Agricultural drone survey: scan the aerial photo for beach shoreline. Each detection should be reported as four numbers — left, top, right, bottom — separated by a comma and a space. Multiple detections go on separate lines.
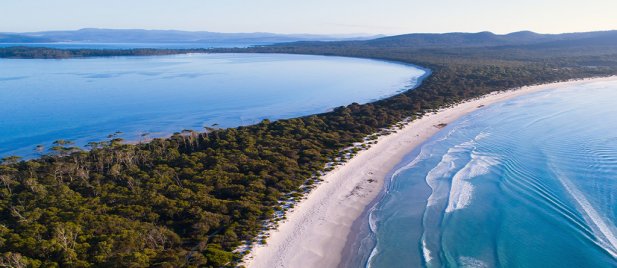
241, 75, 617, 268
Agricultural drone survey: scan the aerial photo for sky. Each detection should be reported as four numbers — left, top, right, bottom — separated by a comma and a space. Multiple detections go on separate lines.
1, 0, 616, 35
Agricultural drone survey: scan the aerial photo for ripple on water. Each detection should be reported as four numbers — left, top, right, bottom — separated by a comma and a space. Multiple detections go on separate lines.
364, 81, 617, 267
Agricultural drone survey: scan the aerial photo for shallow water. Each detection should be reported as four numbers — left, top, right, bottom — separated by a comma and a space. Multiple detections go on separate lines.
365, 80, 617, 268
0, 53, 425, 158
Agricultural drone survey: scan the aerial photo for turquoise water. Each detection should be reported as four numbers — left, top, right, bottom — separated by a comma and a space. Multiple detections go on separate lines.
0, 53, 425, 158
366, 80, 617, 267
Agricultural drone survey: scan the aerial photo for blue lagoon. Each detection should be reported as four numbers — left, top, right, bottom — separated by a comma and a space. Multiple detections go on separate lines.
0, 53, 425, 157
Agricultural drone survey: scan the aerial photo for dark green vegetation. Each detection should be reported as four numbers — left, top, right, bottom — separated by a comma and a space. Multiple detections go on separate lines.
2, 31, 617, 267
0, 47, 201, 59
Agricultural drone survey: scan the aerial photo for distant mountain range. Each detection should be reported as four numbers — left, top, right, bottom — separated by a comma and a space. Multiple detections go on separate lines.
0, 28, 384, 44
276, 30, 617, 50
2, 28, 616, 53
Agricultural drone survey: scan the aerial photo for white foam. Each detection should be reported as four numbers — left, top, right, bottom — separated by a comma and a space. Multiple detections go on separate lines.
474, 131, 491, 141
446, 180, 474, 213
445, 153, 499, 213
421, 237, 433, 264
551, 165, 617, 257
390, 121, 472, 180
365, 246, 378, 268
458, 256, 489, 268
426, 149, 460, 207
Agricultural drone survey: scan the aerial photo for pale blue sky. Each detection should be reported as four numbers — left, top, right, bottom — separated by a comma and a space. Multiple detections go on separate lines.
1, 0, 616, 34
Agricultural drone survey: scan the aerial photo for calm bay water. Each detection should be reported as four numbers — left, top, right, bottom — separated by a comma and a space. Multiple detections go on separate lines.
366, 80, 617, 267
0, 53, 425, 158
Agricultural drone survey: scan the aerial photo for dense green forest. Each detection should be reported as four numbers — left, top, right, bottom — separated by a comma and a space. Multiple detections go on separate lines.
2, 33, 617, 267
0, 47, 203, 59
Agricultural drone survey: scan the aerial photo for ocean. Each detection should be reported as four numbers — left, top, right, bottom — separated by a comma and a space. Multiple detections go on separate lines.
364, 79, 617, 267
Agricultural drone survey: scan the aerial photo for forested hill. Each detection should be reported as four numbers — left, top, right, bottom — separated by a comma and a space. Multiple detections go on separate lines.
1, 31, 617, 267
270, 30, 617, 49
226, 29, 617, 69
3, 30, 617, 60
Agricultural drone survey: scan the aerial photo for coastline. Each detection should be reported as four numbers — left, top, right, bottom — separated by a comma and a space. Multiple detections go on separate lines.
242, 75, 617, 268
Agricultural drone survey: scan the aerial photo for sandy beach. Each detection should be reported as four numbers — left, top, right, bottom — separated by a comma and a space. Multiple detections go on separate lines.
242, 76, 617, 268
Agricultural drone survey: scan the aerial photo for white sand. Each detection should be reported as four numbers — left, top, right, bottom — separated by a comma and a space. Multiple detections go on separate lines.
243, 76, 617, 268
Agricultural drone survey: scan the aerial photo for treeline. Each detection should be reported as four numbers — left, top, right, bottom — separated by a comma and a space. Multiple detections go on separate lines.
0, 47, 208, 59
2, 40, 617, 267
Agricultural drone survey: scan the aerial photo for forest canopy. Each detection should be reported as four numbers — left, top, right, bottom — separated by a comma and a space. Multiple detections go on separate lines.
2, 33, 617, 267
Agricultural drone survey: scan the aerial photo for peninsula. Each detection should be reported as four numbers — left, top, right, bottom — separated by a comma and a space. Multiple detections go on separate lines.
2, 31, 617, 267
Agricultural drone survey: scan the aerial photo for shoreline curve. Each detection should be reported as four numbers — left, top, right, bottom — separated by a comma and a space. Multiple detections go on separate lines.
242, 75, 617, 268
